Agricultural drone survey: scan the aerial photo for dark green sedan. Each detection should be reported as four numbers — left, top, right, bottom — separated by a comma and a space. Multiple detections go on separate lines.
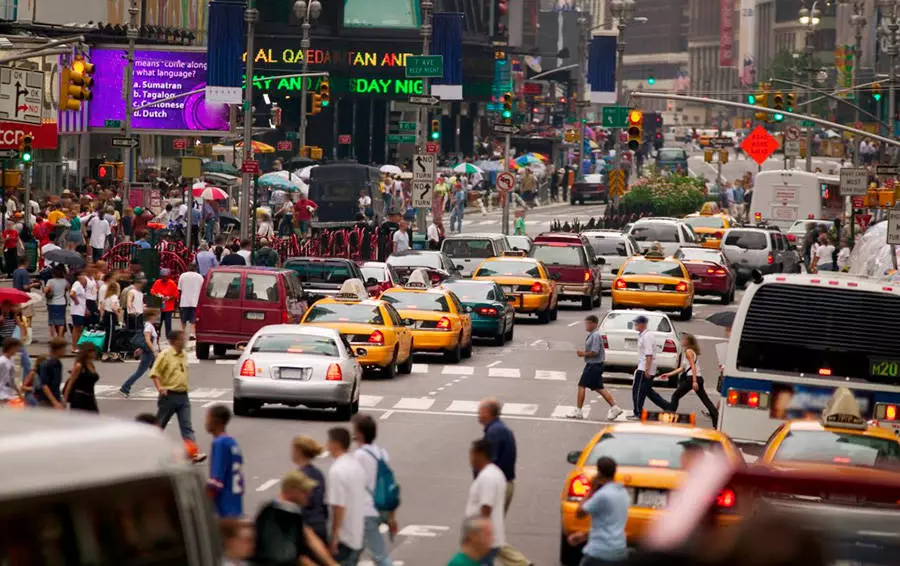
441, 280, 515, 346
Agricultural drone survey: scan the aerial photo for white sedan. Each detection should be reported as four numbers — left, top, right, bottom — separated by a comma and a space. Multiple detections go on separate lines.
232, 325, 363, 420
599, 310, 682, 376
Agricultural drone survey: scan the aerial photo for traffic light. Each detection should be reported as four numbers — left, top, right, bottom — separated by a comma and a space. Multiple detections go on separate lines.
873, 83, 883, 102
310, 93, 322, 115
319, 78, 330, 108
59, 59, 93, 112
19, 134, 32, 164
97, 162, 113, 185
501, 92, 513, 120
786, 93, 795, 112
747, 93, 756, 105
430, 119, 441, 140
647, 75, 655, 85
627, 110, 643, 152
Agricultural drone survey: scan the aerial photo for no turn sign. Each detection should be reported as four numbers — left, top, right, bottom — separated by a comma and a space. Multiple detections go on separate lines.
497, 171, 516, 193
785, 125, 801, 141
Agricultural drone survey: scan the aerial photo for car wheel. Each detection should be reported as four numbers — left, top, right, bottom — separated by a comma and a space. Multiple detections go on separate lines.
397, 349, 414, 374
505, 322, 514, 341
382, 352, 398, 379
196, 342, 210, 360
233, 399, 252, 417
444, 340, 462, 363
570, 198, 577, 205
721, 288, 734, 305
593, 289, 602, 308
493, 325, 506, 346
537, 307, 551, 324
336, 402, 353, 421
680, 305, 693, 321
581, 295, 593, 310
351, 392, 360, 415
461, 335, 473, 359
550, 305, 558, 321
213, 344, 227, 357
560, 532, 583, 566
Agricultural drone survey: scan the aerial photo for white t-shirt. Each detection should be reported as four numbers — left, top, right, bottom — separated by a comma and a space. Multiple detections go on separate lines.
237, 249, 252, 264
70, 280, 87, 317
85, 278, 99, 301
427, 223, 440, 243
178, 271, 204, 308
326, 453, 367, 550
816, 244, 835, 265
143, 321, 158, 349
393, 230, 410, 253
637, 329, 657, 376
127, 289, 145, 315
98, 284, 108, 304
354, 444, 389, 518
465, 463, 507, 548
102, 294, 120, 313
89, 218, 110, 249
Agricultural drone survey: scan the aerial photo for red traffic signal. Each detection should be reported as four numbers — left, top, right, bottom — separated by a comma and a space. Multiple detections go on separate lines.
98, 164, 110, 179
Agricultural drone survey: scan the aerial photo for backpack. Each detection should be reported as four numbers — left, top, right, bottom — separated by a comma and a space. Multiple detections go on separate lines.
362, 447, 401, 512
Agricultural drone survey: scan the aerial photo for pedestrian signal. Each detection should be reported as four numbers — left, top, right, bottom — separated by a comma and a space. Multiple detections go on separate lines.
627, 110, 643, 152
430, 119, 441, 141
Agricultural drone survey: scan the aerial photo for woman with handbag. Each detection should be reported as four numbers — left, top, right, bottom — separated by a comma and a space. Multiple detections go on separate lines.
64, 343, 99, 412
99, 281, 123, 361
43, 265, 69, 339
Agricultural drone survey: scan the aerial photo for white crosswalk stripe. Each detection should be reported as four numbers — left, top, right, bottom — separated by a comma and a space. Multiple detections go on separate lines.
444, 400, 480, 413
392, 397, 435, 410
534, 369, 567, 381
488, 367, 521, 378
441, 366, 475, 375
551, 405, 590, 420
411, 363, 429, 374
502, 403, 539, 416
359, 395, 383, 408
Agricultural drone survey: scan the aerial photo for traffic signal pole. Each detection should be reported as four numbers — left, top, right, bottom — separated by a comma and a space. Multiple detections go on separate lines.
122, 0, 139, 203
240, 2, 259, 240
502, 134, 510, 235
416, 0, 433, 238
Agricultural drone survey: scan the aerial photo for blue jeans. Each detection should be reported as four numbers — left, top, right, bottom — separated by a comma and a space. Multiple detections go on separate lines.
204, 219, 215, 242
450, 208, 464, 232
632, 370, 672, 417
363, 516, 392, 566
160, 311, 173, 337
121, 350, 155, 394
335, 543, 361, 566
155, 391, 195, 441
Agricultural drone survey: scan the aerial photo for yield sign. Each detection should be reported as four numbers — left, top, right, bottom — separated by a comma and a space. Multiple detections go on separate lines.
741, 126, 779, 166
856, 213, 873, 232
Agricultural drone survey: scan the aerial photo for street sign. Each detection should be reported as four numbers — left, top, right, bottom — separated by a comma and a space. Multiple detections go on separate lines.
425, 141, 440, 154
785, 125, 801, 141
105, 119, 123, 129
783, 140, 801, 158
888, 210, 900, 245
412, 181, 433, 208
0, 121, 57, 150
338, 134, 352, 145
398, 122, 417, 132
496, 172, 516, 193
173, 138, 187, 150
492, 123, 518, 136
386, 134, 416, 144
241, 160, 260, 174
852, 196, 865, 209
408, 95, 440, 106
740, 126, 779, 166
405, 55, 444, 79
608, 170, 626, 197
0, 67, 44, 125
111, 137, 139, 148
276, 140, 293, 151
710, 136, 735, 148
286, 131, 299, 141
0, 149, 18, 159
800, 120, 815, 127
412, 154, 436, 208
839, 167, 869, 196
877, 165, 900, 177
601, 106, 629, 128
856, 213, 873, 232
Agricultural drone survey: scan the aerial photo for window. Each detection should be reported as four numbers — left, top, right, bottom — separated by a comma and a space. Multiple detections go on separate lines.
360, 266, 387, 283
442, 281, 496, 301
285, 261, 353, 284
206, 272, 242, 300
381, 291, 450, 312
244, 274, 279, 302
679, 248, 725, 264
386, 254, 442, 269
530, 245, 587, 267
384, 304, 404, 326
343, 0, 421, 28
657, 148, 687, 161
630, 223, 678, 242
724, 231, 767, 250
474, 261, 542, 278
588, 238, 628, 256
251, 334, 339, 356
601, 312, 672, 333
442, 239, 496, 259
684, 216, 726, 229
585, 433, 722, 469
621, 260, 685, 278
305, 303, 384, 324
773, 430, 900, 471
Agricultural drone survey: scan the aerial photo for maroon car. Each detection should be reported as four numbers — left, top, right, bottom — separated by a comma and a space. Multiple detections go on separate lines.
357, 261, 402, 296
677, 247, 736, 304
529, 233, 604, 310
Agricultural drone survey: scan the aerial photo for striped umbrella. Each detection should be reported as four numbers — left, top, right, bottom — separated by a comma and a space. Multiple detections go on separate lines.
234, 140, 275, 154
192, 182, 229, 200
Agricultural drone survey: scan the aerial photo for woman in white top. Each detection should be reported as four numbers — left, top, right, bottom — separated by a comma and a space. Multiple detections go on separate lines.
256, 211, 275, 240
810, 234, 836, 273
85, 270, 100, 326
99, 281, 122, 360
659, 334, 719, 426
125, 278, 146, 330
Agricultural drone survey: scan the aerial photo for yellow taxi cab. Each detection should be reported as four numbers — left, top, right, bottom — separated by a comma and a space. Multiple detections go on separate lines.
610, 253, 695, 320
379, 268, 473, 363
300, 279, 414, 378
759, 387, 900, 479
559, 411, 743, 564
471, 256, 558, 323
683, 212, 734, 249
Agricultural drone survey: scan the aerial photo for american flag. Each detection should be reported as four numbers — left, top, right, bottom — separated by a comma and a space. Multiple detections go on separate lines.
58, 103, 89, 134
674, 72, 690, 93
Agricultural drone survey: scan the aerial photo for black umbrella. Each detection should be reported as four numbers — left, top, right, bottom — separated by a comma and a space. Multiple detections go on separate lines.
705, 311, 735, 328
44, 248, 86, 269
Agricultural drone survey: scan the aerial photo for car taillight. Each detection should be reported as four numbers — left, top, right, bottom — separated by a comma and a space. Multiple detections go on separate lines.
727, 389, 739, 406
726, 388, 770, 409
282, 310, 290, 323
584, 270, 592, 282
601, 334, 609, 349
530, 282, 544, 293
754, 212, 762, 221
747, 391, 760, 408
767, 252, 774, 265
875, 404, 899, 421
714, 231, 723, 239
437, 317, 452, 330
613, 278, 626, 290
663, 339, 677, 353
808, 213, 815, 219
715, 488, 736, 509
239, 359, 257, 377
325, 363, 343, 381
567, 474, 592, 500
675, 281, 688, 292
368, 330, 385, 345
476, 307, 499, 317
786, 234, 796, 242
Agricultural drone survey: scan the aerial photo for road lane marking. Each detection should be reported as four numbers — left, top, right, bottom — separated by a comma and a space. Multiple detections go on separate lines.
393, 397, 435, 410
359, 395, 383, 408
445, 400, 480, 413
397, 525, 450, 537
502, 403, 539, 416
411, 363, 429, 374
256, 479, 279, 492
535, 369, 567, 381
486, 361, 502, 368
441, 366, 475, 375
568, 321, 580, 327
551, 405, 590, 419
215, 360, 236, 365
379, 411, 393, 420
201, 401, 219, 408
191, 388, 226, 398
488, 368, 521, 378
530, 339, 545, 347
694, 335, 727, 341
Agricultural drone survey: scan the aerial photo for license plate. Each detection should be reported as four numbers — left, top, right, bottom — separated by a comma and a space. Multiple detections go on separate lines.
643, 284, 659, 292
502, 285, 514, 293
625, 339, 637, 349
280, 368, 311, 380
636, 490, 668, 508
246, 312, 265, 321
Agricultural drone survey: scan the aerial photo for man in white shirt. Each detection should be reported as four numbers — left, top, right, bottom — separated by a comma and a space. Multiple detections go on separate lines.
392, 220, 410, 253
427, 220, 441, 250
178, 266, 204, 341
326, 427, 367, 565
352, 415, 398, 566
69, 273, 88, 349
630, 315, 672, 419
466, 438, 507, 564
89, 215, 110, 262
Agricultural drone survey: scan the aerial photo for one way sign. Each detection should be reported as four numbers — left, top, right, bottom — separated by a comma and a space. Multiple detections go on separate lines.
412, 153, 436, 208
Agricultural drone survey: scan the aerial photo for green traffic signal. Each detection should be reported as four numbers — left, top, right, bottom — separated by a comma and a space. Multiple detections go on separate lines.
501, 109, 512, 119
874, 93, 883, 102
321, 100, 330, 107
22, 152, 31, 163
773, 113, 784, 122
647, 76, 655, 85
430, 131, 440, 140
747, 94, 756, 104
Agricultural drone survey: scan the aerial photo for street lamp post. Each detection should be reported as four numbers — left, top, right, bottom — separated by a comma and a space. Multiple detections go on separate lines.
609, 0, 635, 178
417, 0, 434, 238
294, 0, 322, 152
879, 0, 900, 142
122, 0, 139, 203
239, 3, 259, 240
799, 2, 820, 173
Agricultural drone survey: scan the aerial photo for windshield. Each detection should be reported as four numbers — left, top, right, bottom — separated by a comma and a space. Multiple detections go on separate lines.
304, 303, 384, 324
630, 223, 678, 242
381, 291, 450, 312
773, 430, 900, 470
587, 237, 627, 256
621, 260, 684, 278
684, 216, 726, 229
360, 266, 387, 282
285, 261, 353, 284
387, 254, 442, 269
724, 231, 767, 250
442, 281, 495, 301
586, 433, 723, 469
657, 149, 687, 161
474, 261, 542, 278
601, 312, 672, 332
443, 239, 496, 259
530, 245, 586, 267
251, 334, 339, 356
680, 248, 725, 263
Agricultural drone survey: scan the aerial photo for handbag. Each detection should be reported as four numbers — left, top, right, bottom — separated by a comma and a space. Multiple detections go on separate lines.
77, 329, 106, 350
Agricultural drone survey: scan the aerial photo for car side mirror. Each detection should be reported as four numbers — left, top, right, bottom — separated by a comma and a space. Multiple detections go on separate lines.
551, 273, 561, 280
595, 257, 606, 266
403, 318, 414, 326
567, 450, 581, 465
355, 347, 368, 357
456, 265, 465, 271
365, 277, 379, 287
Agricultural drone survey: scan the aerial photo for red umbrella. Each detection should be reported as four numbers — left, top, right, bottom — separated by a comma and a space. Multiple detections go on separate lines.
0, 288, 32, 304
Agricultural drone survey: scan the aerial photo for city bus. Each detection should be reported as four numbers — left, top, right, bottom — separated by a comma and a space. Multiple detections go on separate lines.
748, 170, 841, 230
718, 272, 900, 442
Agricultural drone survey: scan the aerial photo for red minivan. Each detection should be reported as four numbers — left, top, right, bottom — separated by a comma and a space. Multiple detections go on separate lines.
529, 233, 604, 310
196, 267, 308, 360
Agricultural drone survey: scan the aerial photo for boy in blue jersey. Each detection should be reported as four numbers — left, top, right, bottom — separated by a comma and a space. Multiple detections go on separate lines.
206, 404, 244, 518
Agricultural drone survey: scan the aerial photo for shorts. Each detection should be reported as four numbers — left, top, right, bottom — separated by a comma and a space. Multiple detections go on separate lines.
180, 307, 197, 324
72, 314, 86, 327
578, 363, 605, 390
48, 305, 66, 327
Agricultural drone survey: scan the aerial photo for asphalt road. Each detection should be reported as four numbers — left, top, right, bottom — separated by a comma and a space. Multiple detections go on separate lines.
25, 200, 739, 566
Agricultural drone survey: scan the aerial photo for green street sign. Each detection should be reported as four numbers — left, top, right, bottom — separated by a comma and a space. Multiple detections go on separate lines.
286, 131, 299, 140
601, 106, 629, 128
801, 120, 814, 127
387, 134, 416, 144
105, 119, 122, 128
399, 122, 417, 132
405, 55, 444, 79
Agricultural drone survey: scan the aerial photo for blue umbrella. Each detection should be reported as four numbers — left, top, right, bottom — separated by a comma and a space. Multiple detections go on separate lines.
258, 170, 305, 192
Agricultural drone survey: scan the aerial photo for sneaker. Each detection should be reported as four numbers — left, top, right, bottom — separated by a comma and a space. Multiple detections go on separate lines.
192, 452, 208, 464
607, 406, 624, 421
117, 389, 130, 399
626, 414, 640, 421
565, 408, 584, 420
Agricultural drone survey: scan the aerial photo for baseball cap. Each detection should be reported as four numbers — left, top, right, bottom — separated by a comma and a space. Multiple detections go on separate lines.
634, 315, 649, 324
159, 268, 171, 277
281, 470, 318, 492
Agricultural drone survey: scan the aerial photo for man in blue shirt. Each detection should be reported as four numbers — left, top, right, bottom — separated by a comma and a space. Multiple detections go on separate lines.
569, 457, 629, 565
205, 404, 244, 517
195, 242, 219, 276
12, 259, 33, 292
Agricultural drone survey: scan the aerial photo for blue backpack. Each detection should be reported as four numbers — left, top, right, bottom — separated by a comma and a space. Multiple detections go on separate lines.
363, 447, 401, 512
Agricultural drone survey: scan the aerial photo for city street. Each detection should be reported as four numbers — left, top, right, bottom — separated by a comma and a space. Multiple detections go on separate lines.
25, 200, 737, 566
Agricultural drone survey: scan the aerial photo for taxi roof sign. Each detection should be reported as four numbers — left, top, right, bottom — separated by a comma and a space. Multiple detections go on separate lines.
336, 279, 369, 301
821, 387, 867, 430
404, 268, 432, 290
641, 410, 696, 426
502, 250, 526, 257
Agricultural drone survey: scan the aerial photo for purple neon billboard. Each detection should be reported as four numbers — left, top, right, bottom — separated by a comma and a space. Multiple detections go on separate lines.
88, 48, 229, 132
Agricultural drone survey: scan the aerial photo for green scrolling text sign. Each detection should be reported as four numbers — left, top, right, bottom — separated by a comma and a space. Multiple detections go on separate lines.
250, 74, 425, 98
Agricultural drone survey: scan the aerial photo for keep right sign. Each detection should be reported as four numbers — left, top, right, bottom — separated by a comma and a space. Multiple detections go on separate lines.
839, 167, 869, 196
887, 210, 900, 245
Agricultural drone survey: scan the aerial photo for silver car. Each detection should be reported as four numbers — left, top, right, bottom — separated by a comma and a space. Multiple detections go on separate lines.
232, 325, 363, 420
599, 310, 682, 379
582, 230, 641, 291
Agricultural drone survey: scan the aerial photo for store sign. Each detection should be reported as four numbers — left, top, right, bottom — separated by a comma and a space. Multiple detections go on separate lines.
0, 120, 58, 150
89, 48, 229, 132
